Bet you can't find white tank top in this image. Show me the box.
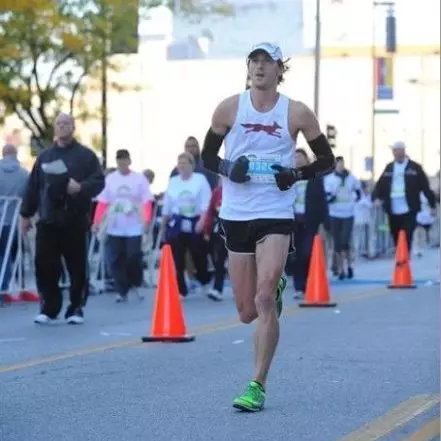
[220,90,296,221]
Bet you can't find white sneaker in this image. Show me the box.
[115,294,128,303]
[207,289,223,302]
[34,313,56,325]
[66,314,84,325]
[195,284,210,295]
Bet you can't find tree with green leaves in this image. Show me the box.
[0,0,232,151]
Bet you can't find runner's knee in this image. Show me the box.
[238,306,258,324]
[255,273,279,311]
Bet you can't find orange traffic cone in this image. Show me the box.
[388,230,416,289]
[141,245,195,343]
[299,235,337,308]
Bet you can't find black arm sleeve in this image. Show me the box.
[295,134,335,179]
[80,151,105,199]
[20,157,40,218]
[418,165,436,208]
[201,128,229,177]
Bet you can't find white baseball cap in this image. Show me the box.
[247,42,283,62]
[391,141,406,150]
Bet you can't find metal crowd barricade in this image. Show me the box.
[0,197,22,304]
[0,197,40,304]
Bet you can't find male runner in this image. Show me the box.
[201,42,335,412]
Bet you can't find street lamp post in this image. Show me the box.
[370,1,396,180]
[313,0,321,117]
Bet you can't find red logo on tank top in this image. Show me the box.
[241,121,282,138]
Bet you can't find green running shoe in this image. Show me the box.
[232,380,266,412]
[276,275,287,318]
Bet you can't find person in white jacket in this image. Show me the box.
[414,192,435,257]
[161,152,213,297]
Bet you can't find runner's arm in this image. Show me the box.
[294,103,335,179]
[201,97,235,177]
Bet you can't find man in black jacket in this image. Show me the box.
[20,113,105,325]
[287,149,329,299]
[371,141,436,251]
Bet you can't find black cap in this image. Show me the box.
[116,149,130,159]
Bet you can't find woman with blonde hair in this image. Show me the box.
[161,152,212,297]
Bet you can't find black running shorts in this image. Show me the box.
[220,218,295,254]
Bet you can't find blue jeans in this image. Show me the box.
[107,235,143,296]
[0,225,17,291]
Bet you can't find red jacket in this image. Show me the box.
[204,184,222,236]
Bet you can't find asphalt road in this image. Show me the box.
[0,251,439,441]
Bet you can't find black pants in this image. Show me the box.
[169,233,211,296]
[388,212,416,252]
[107,235,143,296]
[291,221,319,292]
[35,223,88,319]
[330,216,354,252]
[211,233,228,293]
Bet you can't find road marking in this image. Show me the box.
[341,394,440,441]
[399,417,440,441]
[0,286,401,374]
[100,331,132,337]
[0,337,26,343]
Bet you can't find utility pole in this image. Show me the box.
[313,0,321,117]
[100,0,109,170]
[101,53,108,170]
[370,1,396,180]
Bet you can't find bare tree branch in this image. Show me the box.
[70,71,87,114]
[45,52,73,90]
[9,100,40,138]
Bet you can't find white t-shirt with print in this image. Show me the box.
[325,172,361,218]
[97,170,154,237]
[162,173,212,232]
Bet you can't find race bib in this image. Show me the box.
[294,181,307,204]
[247,154,282,184]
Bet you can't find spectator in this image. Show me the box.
[143,169,155,185]
[288,149,329,299]
[20,113,105,325]
[162,152,212,297]
[204,181,227,301]
[414,192,435,257]
[324,156,361,279]
[93,149,154,302]
[0,144,29,293]
[353,181,373,259]
[170,136,218,190]
[371,141,436,252]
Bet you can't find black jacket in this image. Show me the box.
[303,176,329,229]
[21,139,105,228]
[371,159,436,215]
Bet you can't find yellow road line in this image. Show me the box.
[341,394,441,441]
[399,417,440,441]
[0,286,397,374]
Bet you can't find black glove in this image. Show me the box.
[271,164,300,191]
[220,156,250,183]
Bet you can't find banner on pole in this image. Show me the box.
[375,56,394,100]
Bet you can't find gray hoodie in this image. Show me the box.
[0,157,29,225]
